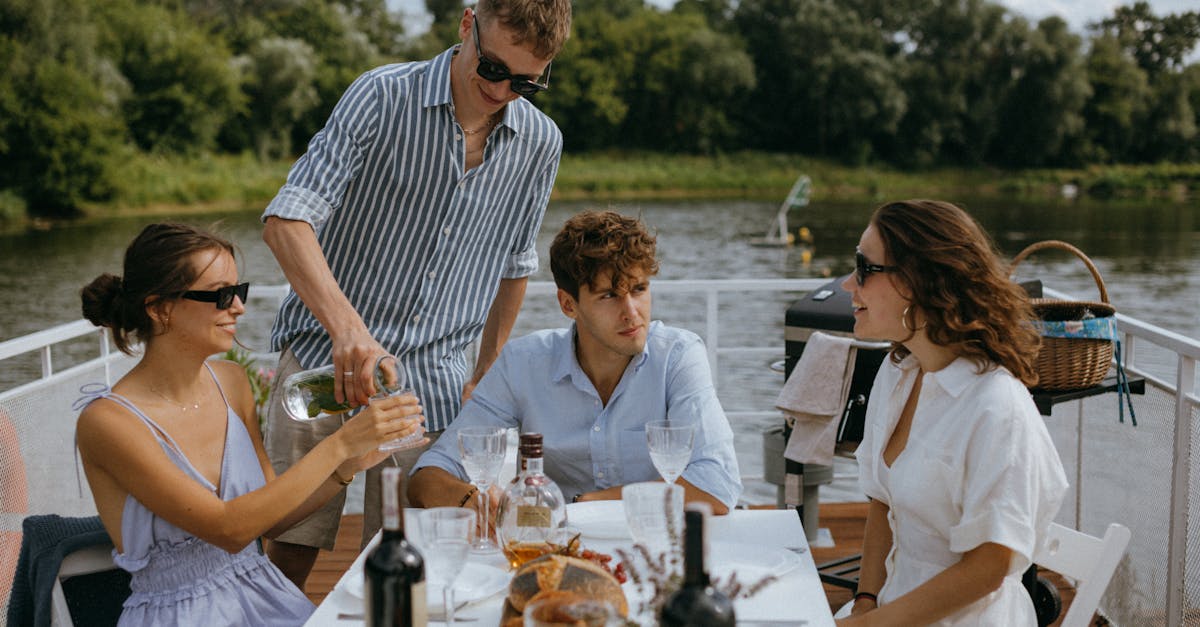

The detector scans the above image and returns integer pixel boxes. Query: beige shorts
[264,348,441,551]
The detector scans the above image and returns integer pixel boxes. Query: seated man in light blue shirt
[409,210,741,514]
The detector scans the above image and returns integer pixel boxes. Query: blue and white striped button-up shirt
[263,47,563,431]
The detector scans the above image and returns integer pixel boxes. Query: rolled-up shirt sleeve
[669,337,742,510]
[262,71,383,229]
[502,138,561,279]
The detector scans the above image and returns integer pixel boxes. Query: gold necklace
[462,113,498,135]
[148,385,203,412]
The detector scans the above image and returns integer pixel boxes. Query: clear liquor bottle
[365,467,427,626]
[496,433,567,568]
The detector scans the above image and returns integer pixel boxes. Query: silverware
[336,600,477,623]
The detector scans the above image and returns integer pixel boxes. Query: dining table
[305,500,835,626]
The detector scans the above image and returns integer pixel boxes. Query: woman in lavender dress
[75,223,425,625]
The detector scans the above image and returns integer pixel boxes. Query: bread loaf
[507,554,628,616]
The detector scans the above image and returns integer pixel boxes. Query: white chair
[50,541,124,626]
[1033,522,1131,627]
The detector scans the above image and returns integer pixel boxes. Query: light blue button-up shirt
[412,321,743,509]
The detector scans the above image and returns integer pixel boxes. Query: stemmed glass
[457,426,507,553]
[645,420,695,485]
[418,507,474,624]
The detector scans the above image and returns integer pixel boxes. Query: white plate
[341,562,510,606]
[566,501,631,540]
[708,541,801,581]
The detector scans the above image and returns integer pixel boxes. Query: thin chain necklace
[462,113,499,135]
[149,384,203,412]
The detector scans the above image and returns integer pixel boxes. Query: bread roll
[507,554,628,616]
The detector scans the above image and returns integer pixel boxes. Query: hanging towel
[776,332,857,466]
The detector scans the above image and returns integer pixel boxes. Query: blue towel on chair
[6,514,112,627]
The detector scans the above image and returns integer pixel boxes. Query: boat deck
[305,504,1091,625]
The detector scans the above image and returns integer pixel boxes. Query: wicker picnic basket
[1010,240,1115,391]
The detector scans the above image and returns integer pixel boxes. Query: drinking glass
[372,355,425,452]
[622,481,684,555]
[418,507,475,624]
[645,420,695,484]
[457,426,507,553]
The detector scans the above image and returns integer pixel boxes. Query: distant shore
[3,151,1196,231]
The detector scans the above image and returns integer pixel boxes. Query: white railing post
[706,288,719,389]
[40,346,52,378]
[1165,353,1196,627]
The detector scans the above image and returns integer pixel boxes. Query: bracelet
[332,469,355,487]
[458,486,478,507]
[854,591,878,605]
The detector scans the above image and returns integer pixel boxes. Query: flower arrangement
[614,492,777,623]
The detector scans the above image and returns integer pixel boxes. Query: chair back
[1033,522,1131,627]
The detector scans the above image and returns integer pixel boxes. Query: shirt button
[458,180,466,189]
[428,271,436,280]
[597,471,605,479]
[443,227,451,236]
[412,314,421,323]
[455,133,462,141]
[593,425,600,432]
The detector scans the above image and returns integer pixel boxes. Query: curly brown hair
[871,200,1041,386]
[477,0,572,59]
[549,210,659,298]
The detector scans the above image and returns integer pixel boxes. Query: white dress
[856,355,1068,625]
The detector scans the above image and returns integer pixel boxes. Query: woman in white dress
[836,200,1068,626]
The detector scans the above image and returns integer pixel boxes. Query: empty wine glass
[372,355,425,452]
[646,420,695,485]
[419,507,474,624]
[458,426,507,553]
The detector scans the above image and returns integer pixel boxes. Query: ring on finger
[343,371,355,377]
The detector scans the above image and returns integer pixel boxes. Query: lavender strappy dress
[76,365,315,626]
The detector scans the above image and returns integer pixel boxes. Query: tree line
[1,0,1197,215]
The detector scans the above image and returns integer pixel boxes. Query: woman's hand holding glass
[337,393,425,462]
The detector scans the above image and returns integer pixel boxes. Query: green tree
[1091,2,1200,78]
[96,0,244,153]
[225,37,322,159]
[0,0,124,215]
[990,17,1090,166]
[1081,35,1152,162]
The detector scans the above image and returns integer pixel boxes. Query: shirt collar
[552,322,653,385]
[899,353,977,398]
[422,45,531,137]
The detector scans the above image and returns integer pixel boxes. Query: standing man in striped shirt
[259,0,572,589]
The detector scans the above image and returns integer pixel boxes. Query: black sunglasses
[855,250,896,286]
[180,282,249,309]
[472,12,551,98]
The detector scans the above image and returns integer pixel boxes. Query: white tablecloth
[305,502,834,626]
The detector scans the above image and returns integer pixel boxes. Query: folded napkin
[775,332,857,466]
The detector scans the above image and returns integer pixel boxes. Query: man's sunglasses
[472,12,551,98]
[180,282,249,309]
[855,250,896,286]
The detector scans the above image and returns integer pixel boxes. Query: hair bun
[80,273,125,329]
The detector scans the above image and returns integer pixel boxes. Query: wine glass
[372,355,425,452]
[457,426,507,553]
[645,420,695,485]
[418,507,474,624]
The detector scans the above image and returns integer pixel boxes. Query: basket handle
[1009,240,1109,304]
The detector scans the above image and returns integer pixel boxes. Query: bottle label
[516,505,552,528]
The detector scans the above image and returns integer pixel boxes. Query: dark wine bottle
[365,467,427,626]
[659,504,735,627]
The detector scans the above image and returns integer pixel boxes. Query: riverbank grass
[18,150,1200,227]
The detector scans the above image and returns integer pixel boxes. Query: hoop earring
[902,305,926,331]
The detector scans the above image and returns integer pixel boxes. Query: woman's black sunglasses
[180,282,249,309]
[855,250,896,286]
[472,13,551,98]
